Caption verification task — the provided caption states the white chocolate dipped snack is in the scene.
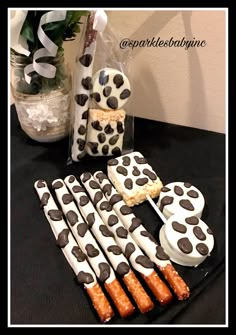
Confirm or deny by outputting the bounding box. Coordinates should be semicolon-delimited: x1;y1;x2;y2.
56;178;135;318
91;68;131;110
94;171;190;301
81;172;173;306
159;214;214;267
107;152;163;207
86;109;125;156
71;13;98;161
157;182;205;220
34;179;114;323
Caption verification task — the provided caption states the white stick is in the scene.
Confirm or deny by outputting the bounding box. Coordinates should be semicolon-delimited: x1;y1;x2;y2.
146;194;167;224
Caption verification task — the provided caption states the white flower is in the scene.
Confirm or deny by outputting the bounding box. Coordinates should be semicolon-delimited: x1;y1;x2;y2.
26;105;59;131
10;10;30;56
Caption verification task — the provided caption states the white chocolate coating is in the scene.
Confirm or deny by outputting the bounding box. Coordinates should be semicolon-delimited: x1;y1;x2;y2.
64;175;130;278
107;151;163;207
81;173;154;276
93;171;171;269
86;109;125;156
34;180;96;288
159;213;214;267
91;68;131;110
157;182;205;219
52;179;116;284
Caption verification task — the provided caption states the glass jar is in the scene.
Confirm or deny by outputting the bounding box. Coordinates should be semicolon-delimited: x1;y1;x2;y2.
10;51;72;142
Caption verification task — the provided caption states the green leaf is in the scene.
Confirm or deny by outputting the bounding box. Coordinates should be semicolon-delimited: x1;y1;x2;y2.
20;15;35;43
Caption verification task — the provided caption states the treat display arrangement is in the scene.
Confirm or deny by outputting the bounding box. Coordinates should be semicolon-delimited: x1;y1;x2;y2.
11;108;225;325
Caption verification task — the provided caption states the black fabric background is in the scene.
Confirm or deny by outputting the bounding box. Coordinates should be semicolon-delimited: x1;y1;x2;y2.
10;105;226;325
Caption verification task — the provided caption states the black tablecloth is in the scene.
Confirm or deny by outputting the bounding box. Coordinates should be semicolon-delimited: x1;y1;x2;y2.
11;105;226;326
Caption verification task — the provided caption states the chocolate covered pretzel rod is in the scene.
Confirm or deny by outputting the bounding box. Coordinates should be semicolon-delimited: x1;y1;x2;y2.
64;175;154;313
94;172;190;300
34;179;114;323
52;178;134;318
81;172;173;305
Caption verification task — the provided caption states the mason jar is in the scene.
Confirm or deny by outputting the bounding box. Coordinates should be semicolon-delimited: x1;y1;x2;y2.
10;50;72;142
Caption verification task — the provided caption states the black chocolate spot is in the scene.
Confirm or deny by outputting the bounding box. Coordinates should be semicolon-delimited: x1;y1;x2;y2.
104;124;114;134
98;133;106;143
103;86;112;97
135;255;154;268
116;262;130;276
134;156;147;164
120;205;132;215
85;244;99;258
107;97;118;110
207;228;213;235
91;121;103;131
187;190;199;198
99;201;112;211
159;196;174;212
81;76;93;90
62;193;74;204
52;181;63;189
37;180;45;188
124;242;136;258
77;271;94;285
185;216;199;225
94;191;103;205
109;134;119;145
79;54;92;67
193;226;206;241
68;175;75;183
174;185;184;196
143;168;157;180
72;246;87;262
179;199;195;211
172;221;187;233
107;158;118;166
95;172;108;183
120;89;131;99
75;94;88;106
79;195;89;206
99;225;114;237
57;229;70;248
90;92;101;102
81;172;91;183
184;182;192;188
129;217;142;233
77;138;85;151
87;142;98;154
117;121;124;134
132;167;140;176
110;194;123;206
161;186;171;192
72;185;84;193
66;210;78;226
99;71;109;85
108;214;119;227
77;222;88;237
122;156;131;166
82;110;88;119
111;147;121;156
136;178;148;186
78;125;86;135
40;192;50;207
116;166;128;176
102;145;109;155
89;180;100;189
124;178;133;190
140;231;157;243
98;263;110;282
86;213;95;227
116;226;128;238
103;184;112;196
177;237;193;254
155;245;170;260
196;243;209;256
48;209;63;221
107;245;122;255
113;74;124;88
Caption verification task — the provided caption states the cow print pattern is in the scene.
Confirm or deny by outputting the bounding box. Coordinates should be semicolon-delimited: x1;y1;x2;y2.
91;68;131;110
